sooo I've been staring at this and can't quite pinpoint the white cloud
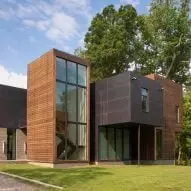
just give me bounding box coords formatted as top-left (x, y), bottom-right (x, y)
top-left (46, 12), bottom-right (78, 42)
top-left (1, 0), bottom-right (92, 45)
top-left (0, 9), bottom-right (14, 20)
top-left (120, 0), bottom-right (140, 7)
top-left (23, 19), bottom-right (49, 31)
top-left (0, 65), bottom-right (27, 89)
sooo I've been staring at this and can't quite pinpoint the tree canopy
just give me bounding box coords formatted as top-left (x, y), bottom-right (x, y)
top-left (77, 1), bottom-right (191, 84)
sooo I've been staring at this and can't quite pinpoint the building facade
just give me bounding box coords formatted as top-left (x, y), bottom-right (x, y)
top-left (90, 72), bottom-right (182, 164)
top-left (27, 49), bottom-right (90, 165)
top-left (0, 84), bottom-right (27, 161)
top-left (0, 49), bottom-right (182, 166)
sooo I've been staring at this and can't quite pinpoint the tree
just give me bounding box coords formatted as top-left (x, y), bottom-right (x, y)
top-left (78, 2), bottom-right (191, 84)
top-left (176, 88), bottom-right (191, 163)
top-left (84, 5), bottom-right (140, 81)
top-left (137, 2), bottom-right (191, 84)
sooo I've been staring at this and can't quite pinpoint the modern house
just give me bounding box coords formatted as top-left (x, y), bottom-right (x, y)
top-left (90, 72), bottom-right (182, 164)
top-left (0, 49), bottom-right (182, 167)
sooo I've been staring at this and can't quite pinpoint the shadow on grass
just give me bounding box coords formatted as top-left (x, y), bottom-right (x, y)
top-left (3, 167), bottom-right (112, 187)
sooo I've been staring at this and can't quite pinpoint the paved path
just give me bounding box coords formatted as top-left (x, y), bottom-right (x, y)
top-left (0, 174), bottom-right (44, 191)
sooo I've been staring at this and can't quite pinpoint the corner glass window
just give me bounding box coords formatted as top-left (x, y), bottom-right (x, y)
top-left (56, 57), bottom-right (66, 81)
top-left (141, 88), bottom-right (149, 112)
top-left (67, 61), bottom-right (77, 84)
top-left (78, 65), bottom-right (86, 86)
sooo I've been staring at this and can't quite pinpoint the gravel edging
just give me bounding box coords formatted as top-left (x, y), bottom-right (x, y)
top-left (0, 171), bottom-right (63, 190)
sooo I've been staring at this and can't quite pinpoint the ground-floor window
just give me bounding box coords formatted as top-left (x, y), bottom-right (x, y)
top-left (7, 129), bottom-right (16, 160)
top-left (99, 127), bottom-right (131, 161)
top-left (156, 129), bottom-right (162, 160)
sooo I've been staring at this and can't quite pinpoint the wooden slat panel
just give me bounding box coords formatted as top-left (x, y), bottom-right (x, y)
top-left (27, 50), bottom-right (55, 163)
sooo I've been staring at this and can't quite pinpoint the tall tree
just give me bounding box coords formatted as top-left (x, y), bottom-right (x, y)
top-left (181, 0), bottom-right (190, 16)
top-left (84, 5), bottom-right (139, 81)
top-left (137, 3), bottom-right (191, 84)
top-left (176, 88), bottom-right (191, 162)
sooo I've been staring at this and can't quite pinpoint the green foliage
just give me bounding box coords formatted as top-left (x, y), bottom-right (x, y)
top-left (77, 2), bottom-right (191, 84)
top-left (84, 4), bottom-right (139, 81)
top-left (176, 89), bottom-right (191, 162)
top-left (138, 3), bottom-right (191, 84)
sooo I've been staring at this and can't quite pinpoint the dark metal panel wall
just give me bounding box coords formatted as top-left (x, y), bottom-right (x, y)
top-left (130, 72), bottom-right (164, 127)
top-left (95, 71), bottom-right (131, 126)
top-left (0, 85), bottom-right (26, 129)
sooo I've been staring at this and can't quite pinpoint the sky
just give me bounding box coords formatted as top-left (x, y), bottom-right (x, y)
top-left (0, 0), bottom-right (151, 89)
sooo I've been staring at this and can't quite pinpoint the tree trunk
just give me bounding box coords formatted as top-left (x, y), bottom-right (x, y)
top-left (178, 146), bottom-right (182, 164)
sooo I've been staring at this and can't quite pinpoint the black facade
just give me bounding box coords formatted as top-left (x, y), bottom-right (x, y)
top-left (90, 71), bottom-right (164, 162)
top-left (0, 84), bottom-right (27, 129)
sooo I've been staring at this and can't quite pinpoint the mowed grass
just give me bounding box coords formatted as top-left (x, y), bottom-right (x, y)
top-left (0, 164), bottom-right (190, 191)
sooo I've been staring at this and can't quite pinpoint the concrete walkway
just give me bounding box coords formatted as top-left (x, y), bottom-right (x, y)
top-left (0, 174), bottom-right (44, 191)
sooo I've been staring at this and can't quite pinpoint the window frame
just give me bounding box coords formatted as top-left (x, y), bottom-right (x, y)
top-left (141, 88), bottom-right (149, 113)
top-left (55, 57), bottom-right (88, 161)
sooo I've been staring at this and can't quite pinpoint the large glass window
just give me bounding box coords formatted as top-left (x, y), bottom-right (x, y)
top-left (108, 128), bottom-right (115, 160)
top-left (56, 57), bottom-right (87, 161)
top-left (116, 128), bottom-right (122, 160)
top-left (56, 82), bottom-right (66, 112)
top-left (67, 85), bottom-right (77, 122)
top-left (56, 58), bottom-right (66, 82)
top-left (141, 88), bottom-right (149, 112)
top-left (78, 125), bottom-right (86, 160)
top-left (78, 64), bottom-right (86, 86)
top-left (99, 128), bottom-right (108, 160)
top-left (78, 87), bottom-right (86, 123)
top-left (123, 129), bottom-right (130, 160)
top-left (67, 61), bottom-right (77, 84)
top-left (56, 132), bottom-right (66, 160)
top-left (99, 127), bottom-right (131, 161)
top-left (67, 123), bottom-right (77, 160)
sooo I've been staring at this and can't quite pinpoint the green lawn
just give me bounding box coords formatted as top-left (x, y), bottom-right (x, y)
top-left (0, 164), bottom-right (190, 191)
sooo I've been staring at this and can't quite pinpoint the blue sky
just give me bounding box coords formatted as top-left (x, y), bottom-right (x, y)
top-left (0, 0), bottom-right (151, 88)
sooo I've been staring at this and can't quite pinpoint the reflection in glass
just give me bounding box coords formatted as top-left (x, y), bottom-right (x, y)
top-left (108, 128), bottom-right (115, 160)
top-left (156, 129), bottom-right (162, 159)
top-left (116, 128), bottom-right (122, 160)
top-left (78, 87), bottom-right (86, 123)
top-left (99, 128), bottom-right (108, 160)
top-left (67, 85), bottom-right (77, 122)
top-left (56, 132), bottom-right (66, 160)
top-left (141, 88), bottom-right (149, 112)
top-left (78, 65), bottom-right (86, 86)
top-left (56, 57), bottom-right (66, 81)
top-left (67, 61), bottom-right (77, 84)
top-left (56, 82), bottom-right (66, 112)
top-left (55, 59), bottom-right (87, 161)
top-left (123, 129), bottom-right (130, 159)
top-left (67, 123), bottom-right (77, 160)
top-left (78, 125), bottom-right (86, 160)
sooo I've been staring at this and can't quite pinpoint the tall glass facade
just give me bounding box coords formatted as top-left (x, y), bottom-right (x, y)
top-left (56, 57), bottom-right (87, 161)
top-left (99, 127), bottom-right (131, 161)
